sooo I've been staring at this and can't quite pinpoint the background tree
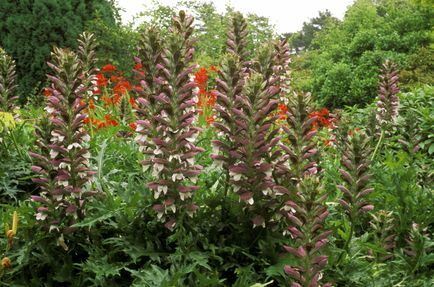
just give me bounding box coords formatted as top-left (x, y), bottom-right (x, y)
top-left (0, 0), bottom-right (118, 101)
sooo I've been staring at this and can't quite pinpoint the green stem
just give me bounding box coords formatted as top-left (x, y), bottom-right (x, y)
top-left (336, 217), bottom-right (354, 266)
top-left (371, 130), bottom-right (384, 161)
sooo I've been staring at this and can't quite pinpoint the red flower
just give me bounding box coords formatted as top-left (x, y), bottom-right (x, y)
top-left (114, 80), bottom-right (131, 95)
top-left (102, 64), bottom-right (117, 73)
top-left (111, 120), bottom-right (118, 127)
top-left (96, 73), bottom-right (108, 87)
top-left (110, 75), bottom-right (122, 83)
top-left (104, 114), bottom-right (111, 121)
top-left (43, 88), bottom-right (51, 97)
top-left (278, 103), bottom-right (288, 120)
top-left (134, 63), bottom-right (142, 70)
top-left (84, 117), bottom-right (90, 124)
top-left (129, 122), bottom-right (137, 131)
top-left (210, 65), bottom-right (218, 72)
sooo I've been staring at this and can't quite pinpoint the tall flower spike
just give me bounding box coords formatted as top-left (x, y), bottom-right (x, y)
top-left (278, 92), bottom-right (318, 185)
top-left (376, 59), bottom-right (400, 131)
top-left (337, 129), bottom-right (374, 221)
top-left (0, 48), bottom-right (18, 112)
top-left (135, 11), bottom-right (203, 229)
top-left (77, 32), bottom-right (98, 92)
top-left (272, 39), bottom-right (291, 94)
top-left (226, 71), bottom-right (281, 227)
top-left (283, 176), bottom-right (331, 287)
top-left (30, 47), bottom-right (95, 233)
top-left (211, 54), bottom-right (245, 170)
top-left (226, 12), bottom-right (249, 66)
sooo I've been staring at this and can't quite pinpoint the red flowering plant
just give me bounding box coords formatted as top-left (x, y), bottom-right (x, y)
top-left (82, 62), bottom-right (138, 135)
top-left (309, 107), bottom-right (338, 148)
top-left (193, 65), bottom-right (218, 127)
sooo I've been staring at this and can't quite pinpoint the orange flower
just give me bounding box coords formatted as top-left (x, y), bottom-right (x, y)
top-left (129, 122), bottom-right (137, 131)
top-left (113, 94), bottom-right (121, 106)
top-left (134, 63), bottom-right (142, 70)
top-left (210, 65), bottom-right (218, 72)
top-left (96, 73), bottom-right (108, 87)
top-left (102, 64), bottom-right (116, 73)
top-left (206, 115), bottom-right (215, 126)
top-left (84, 117), bottom-right (90, 124)
top-left (111, 120), bottom-right (118, 127)
top-left (88, 99), bottom-right (95, 110)
top-left (114, 80), bottom-right (131, 95)
top-left (277, 103), bottom-right (288, 120)
top-left (104, 114), bottom-right (111, 121)
top-left (43, 88), bottom-right (51, 97)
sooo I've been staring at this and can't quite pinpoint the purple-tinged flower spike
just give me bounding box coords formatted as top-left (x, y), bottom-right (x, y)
top-left (226, 12), bottom-right (249, 67)
top-left (368, 210), bottom-right (396, 261)
top-left (0, 48), bottom-right (18, 113)
top-left (376, 59), bottom-right (400, 131)
top-left (227, 72), bottom-right (281, 227)
top-left (135, 11), bottom-right (203, 228)
top-left (335, 128), bottom-right (374, 260)
top-left (337, 129), bottom-right (374, 221)
top-left (278, 92), bottom-right (318, 185)
top-left (211, 54), bottom-right (245, 170)
top-left (30, 47), bottom-right (95, 233)
top-left (272, 39), bottom-right (291, 95)
top-left (283, 176), bottom-right (331, 287)
top-left (77, 32), bottom-right (98, 93)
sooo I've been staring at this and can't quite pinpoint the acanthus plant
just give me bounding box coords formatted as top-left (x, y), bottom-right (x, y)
top-left (134, 11), bottom-right (203, 229)
top-left (376, 59), bottom-right (400, 131)
top-left (212, 13), bottom-right (290, 228)
top-left (283, 176), bottom-right (331, 287)
top-left (0, 48), bottom-right (18, 114)
top-left (336, 128), bottom-right (374, 256)
top-left (30, 32), bottom-right (98, 233)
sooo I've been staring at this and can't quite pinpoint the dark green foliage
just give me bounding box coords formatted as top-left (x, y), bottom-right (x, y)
top-left (0, 0), bottom-right (117, 101)
top-left (291, 0), bottom-right (432, 108)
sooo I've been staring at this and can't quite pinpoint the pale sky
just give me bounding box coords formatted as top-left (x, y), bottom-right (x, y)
top-left (117, 0), bottom-right (355, 33)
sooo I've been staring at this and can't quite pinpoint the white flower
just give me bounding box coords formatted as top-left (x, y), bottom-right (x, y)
top-left (152, 163), bottom-right (164, 177)
top-left (58, 162), bottom-right (71, 171)
top-left (229, 171), bottom-right (242, 181)
top-left (172, 173), bottom-right (184, 182)
top-left (67, 143), bottom-right (81, 150)
top-left (153, 148), bottom-right (163, 155)
top-left (136, 124), bottom-right (145, 132)
top-left (58, 180), bottom-right (69, 187)
top-left (50, 150), bottom-right (59, 159)
top-left (44, 106), bottom-right (55, 114)
top-left (169, 154), bottom-right (181, 163)
top-left (186, 132), bottom-right (198, 143)
top-left (190, 176), bottom-right (198, 184)
top-left (186, 157), bottom-right (195, 165)
top-left (35, 212), bottom-right (47, 221)
top-left (51, 131), bottom-right (65, 143)
top-left (158, 185), bottom-right (168, 195)
top-left (82, 134), bottom-right (90, 142)
top-left (179, 192), bottom-right (192, 201)
top-left (262, 188), bottom-right (272, 196)
top-left (247, 197), bottom-right (254, 205)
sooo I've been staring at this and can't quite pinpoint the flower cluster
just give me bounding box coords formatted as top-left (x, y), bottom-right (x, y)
top-left (30, 33), bottom-right (97, 233)
top-left (376, 59), bottom-right (400, 130)
top-left (0, 48), bottom-right (18, 113)
top-left (81, 63), bottom-right (138, 133)
top-left (193, 66), bottom-right (218, 126)
top-left (134, 11), bottom-right (203, 229)
top-left (283, 177), bottom-right (331, 287)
